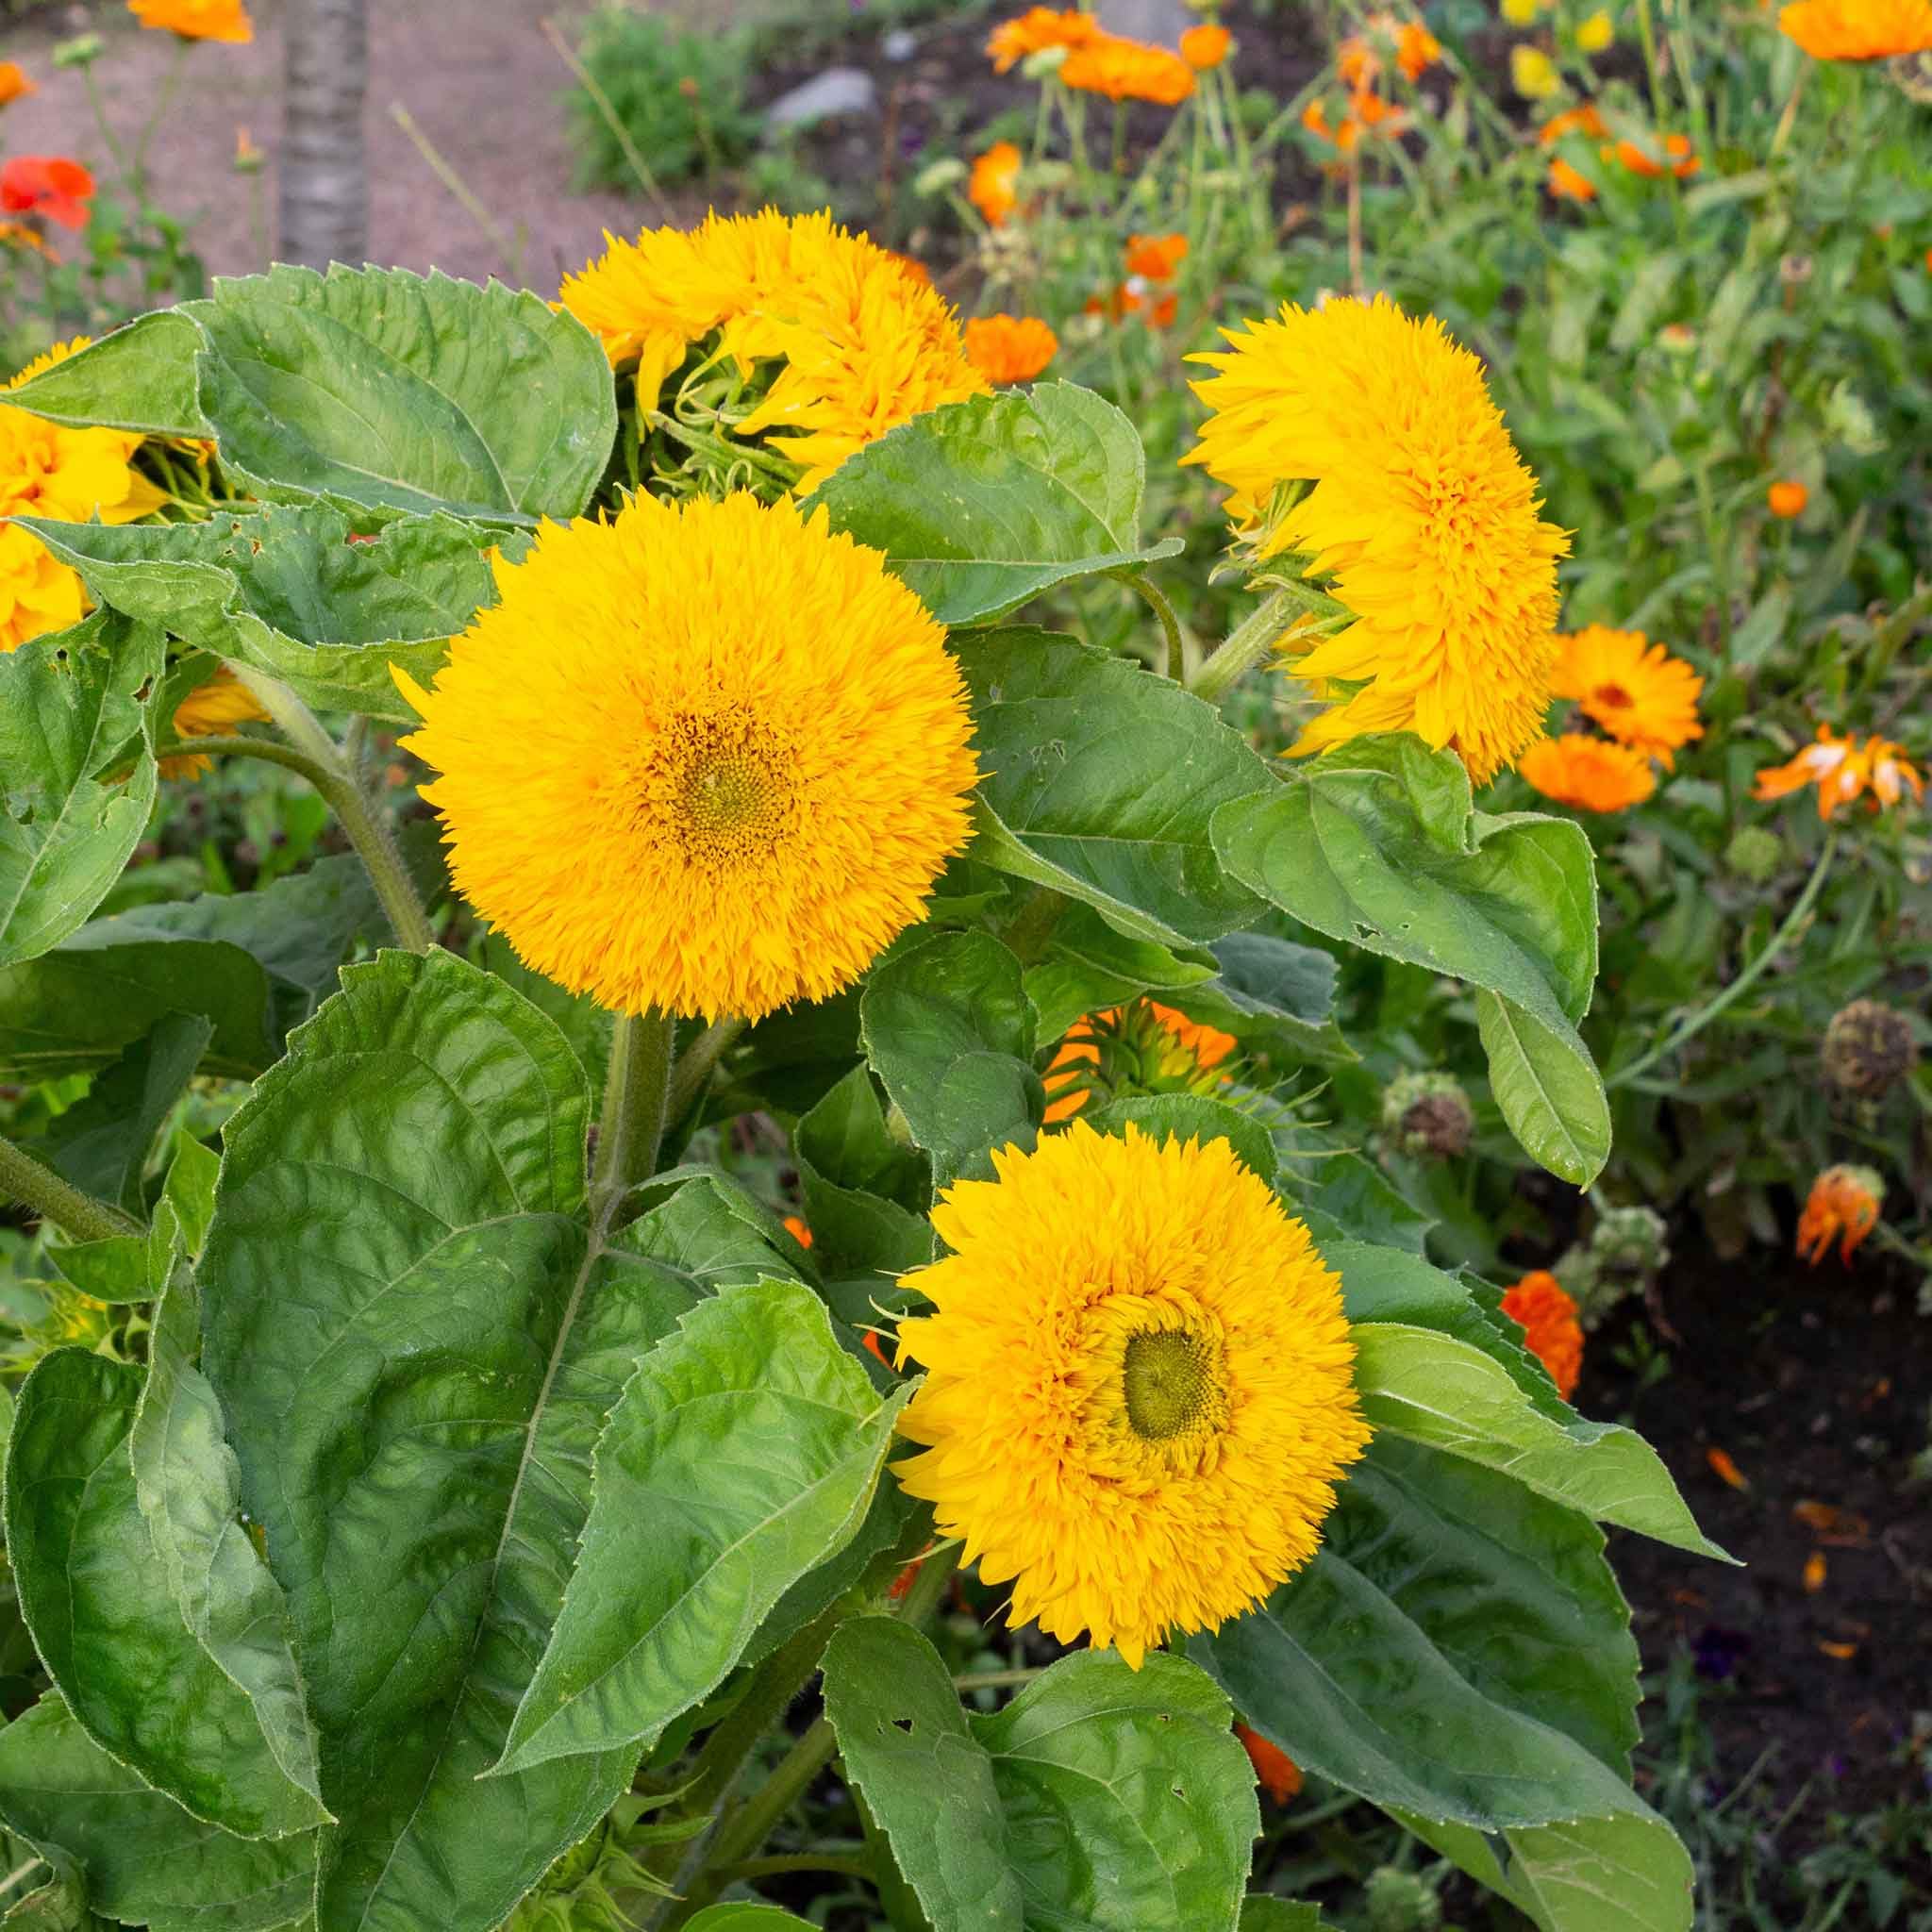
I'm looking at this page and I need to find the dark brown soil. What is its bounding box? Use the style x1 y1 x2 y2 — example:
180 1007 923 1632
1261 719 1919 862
1589 1241 1932 1823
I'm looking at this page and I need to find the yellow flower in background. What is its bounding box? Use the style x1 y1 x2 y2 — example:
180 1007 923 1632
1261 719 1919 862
2 340 165 652
127 0 254 42
159 665 273 779
1552 625 1704 766
1511 43 1560 96
891 1122 1369 1667
1185 295 1568 785
557 208 987 494
395 492 978 1022
1778 0 1932 57
1576 8 1616 50
1502 0 1544 23
1518 733 1657 812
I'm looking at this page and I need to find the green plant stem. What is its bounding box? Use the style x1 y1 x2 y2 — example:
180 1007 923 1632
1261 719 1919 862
390 103 523 283
539 12 674 219
1126 572 1187 682
1607 833 1838 1091
591 1008 675 1231
0 1133 142 1242
997 886 1065 966
130 42 190 191
1190 584 1314 705
718 1854 874 1883
224 671 437 954
665 1015 749 1124
953 1667 1044 1693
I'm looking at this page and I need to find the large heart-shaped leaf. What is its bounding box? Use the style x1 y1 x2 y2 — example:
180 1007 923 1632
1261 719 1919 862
491 1279 910 1776
804 383 1182 625
955 629 1272 948
4 1349 327 1840
1211 736 1607 1183
200 948 696 1932
25 506 511 722
0 612 161 969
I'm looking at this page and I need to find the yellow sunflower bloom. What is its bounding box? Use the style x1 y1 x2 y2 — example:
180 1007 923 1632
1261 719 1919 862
892 1121 1369 1667
2 341 165 652
159 665 273 779
395 491 978 1023
1185 295 1569 785
557 208 987 494
1551 625 1704 766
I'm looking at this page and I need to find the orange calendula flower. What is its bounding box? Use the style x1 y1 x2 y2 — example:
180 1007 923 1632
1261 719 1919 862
1552 625 1704 766
1538 102 1608 143
1060 35 1196 104
1124 231 1189 280
1754 724 1924 820
127 0 254 41
1518 734 1657 812
1778 0 1932 58
1616 132 1699 178
986 5 1105 70
1237 1724 1302 1804
159 665 273 778
964 314 1058 385
1498 1271 1583 1400
1767 478 1808 518
0 62 35 105
1797 1164 1884 1264
1042 1000 1238 1124
1337 33 1381 89
1397 19 1443 76
1181 23 1232 68
968 141 1022 226
0 156 94 231
1547 156 1598 200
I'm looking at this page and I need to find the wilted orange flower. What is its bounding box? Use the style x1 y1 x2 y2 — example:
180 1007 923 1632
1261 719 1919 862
158 666 274 779
1616 131 1699 177
1552 625 1704 765
0 157 94 231
127 0 254 41
986 5 1105 70
782 1214 813 1248
1767 478 1808 518
969 140 1022 225
1778 0 1932 58
0 220 53 259
1302 98 1333 138
1796 1164 1883 1264
889 252 932 288
1705 1447 1749 1491
1088 281 1178 326
964 313 1058 384
1397 19 1442 75
1043 1001 1237 1124
1124 231 1189 279
1519 734 1656 811
1754 724 1924 820
1803 1551 1826 1592
1498 1271 1583 1400
1547 156 1597 200
1538 102 1608 143
1060 34 1196 104
1181 22 1232 68
0 62 34 105
1338 33 1382 89
1237 1725 1302 1804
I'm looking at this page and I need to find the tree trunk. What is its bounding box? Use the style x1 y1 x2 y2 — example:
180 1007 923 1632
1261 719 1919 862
278 0 369 270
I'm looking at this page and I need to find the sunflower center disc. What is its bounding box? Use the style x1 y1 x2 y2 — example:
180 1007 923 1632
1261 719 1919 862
665 711 792 861
1122 1328 1220 1441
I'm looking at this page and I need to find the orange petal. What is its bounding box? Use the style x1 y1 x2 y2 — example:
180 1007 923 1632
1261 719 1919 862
1706 1447 1749 1490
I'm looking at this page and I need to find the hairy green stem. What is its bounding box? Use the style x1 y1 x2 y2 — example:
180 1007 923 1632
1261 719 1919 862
224 671 437 954
665 1016 749 1124
0 1134 142 1242
1126 573 1187 683
718 1853 874 1884
591 1009 675 1231
953 1666 1045 1693
1608 834 1838 1091
1190 585 1303 706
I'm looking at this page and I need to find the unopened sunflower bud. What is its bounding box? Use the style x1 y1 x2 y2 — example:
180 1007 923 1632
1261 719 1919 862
508 1817 669 1931
1821 999 1917 1100
1589 1203 1670 1279
52 32 103 67
1365 1865 1442 1932
913 157 967 196
1381 1071 1474 1159
1023 43 1071 78
1724 824 1783 882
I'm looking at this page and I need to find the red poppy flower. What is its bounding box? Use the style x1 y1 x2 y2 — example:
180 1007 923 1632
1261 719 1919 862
0 156 96 231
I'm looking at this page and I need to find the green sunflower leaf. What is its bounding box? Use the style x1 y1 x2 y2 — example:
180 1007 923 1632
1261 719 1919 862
491 1278 911 1776
803 381 1183 625
0 612 161 970
1210 734 1607 1184
0 310 210 438
0 1695 317 1932
954 629 1273 948
200 947 696 1932
4 1349 328 1840
21 505 514 722
794 1064 934 1284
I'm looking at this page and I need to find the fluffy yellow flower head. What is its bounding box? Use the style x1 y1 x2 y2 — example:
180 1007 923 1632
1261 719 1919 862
893 1122 1369 1667
159 664 273 779
2 340 164 651
396 491 978 1022
1185 295 1568 785
558 208 988 493
1552 624 1703 766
